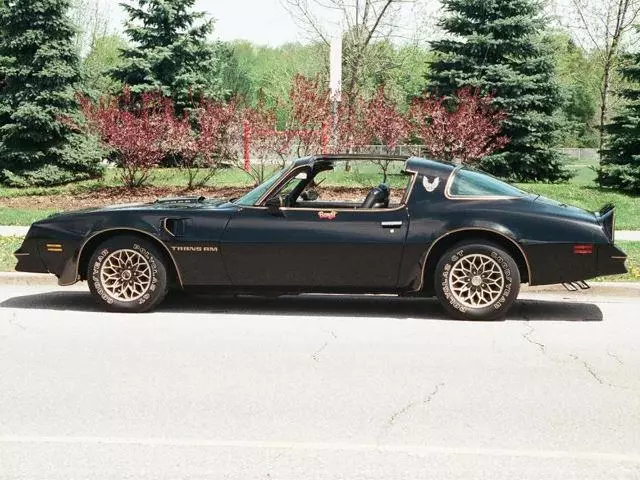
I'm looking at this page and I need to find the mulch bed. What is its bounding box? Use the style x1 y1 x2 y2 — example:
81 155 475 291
0 186 403 211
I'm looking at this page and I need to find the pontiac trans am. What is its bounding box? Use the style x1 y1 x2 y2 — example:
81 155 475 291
14 155 628 320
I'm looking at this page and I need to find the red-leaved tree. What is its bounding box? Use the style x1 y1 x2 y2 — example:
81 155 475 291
409 88 509 164
364 86 410 182
365 86 410 151
159 101 205 189
79 89 170 188
282 74 331 157
242 99 288 185
197 99 243 167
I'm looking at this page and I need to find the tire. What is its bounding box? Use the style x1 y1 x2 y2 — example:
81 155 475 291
434 242 520 321
87 235 169 313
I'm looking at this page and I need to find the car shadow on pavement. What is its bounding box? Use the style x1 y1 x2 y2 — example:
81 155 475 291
0 290 604 322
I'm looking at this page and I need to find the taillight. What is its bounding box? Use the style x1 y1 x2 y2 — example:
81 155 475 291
574 244 593 255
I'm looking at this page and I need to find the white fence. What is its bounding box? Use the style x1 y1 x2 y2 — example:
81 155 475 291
558 148 598 164
249 146 600 165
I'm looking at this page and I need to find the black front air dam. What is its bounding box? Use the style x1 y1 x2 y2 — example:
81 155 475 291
14 238 49 274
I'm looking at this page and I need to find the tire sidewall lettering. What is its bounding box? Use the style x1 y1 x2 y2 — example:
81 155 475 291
92 243 160 307
439 246 516 316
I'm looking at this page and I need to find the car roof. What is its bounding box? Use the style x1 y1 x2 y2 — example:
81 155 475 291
292 154 457 177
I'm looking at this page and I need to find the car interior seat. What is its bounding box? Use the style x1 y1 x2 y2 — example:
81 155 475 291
361 184 390 209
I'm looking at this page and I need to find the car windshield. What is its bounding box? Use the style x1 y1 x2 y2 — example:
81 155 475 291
232 167 290 206
449 167 528 198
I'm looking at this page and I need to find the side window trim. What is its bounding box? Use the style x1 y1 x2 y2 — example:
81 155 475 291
249 170 418 212
255 166 311 206
444 167 523 200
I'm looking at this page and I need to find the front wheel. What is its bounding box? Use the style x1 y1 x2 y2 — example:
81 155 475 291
434 242 520 321
87 235 169 313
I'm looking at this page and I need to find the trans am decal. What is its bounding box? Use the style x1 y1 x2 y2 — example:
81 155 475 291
171 245 219 253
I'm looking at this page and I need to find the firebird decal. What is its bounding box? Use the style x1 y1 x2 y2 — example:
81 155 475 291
318 211 338 220
423 176 440 192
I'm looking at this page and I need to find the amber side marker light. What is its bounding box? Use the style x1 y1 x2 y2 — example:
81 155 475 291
573 244 593 255
46 243 63 253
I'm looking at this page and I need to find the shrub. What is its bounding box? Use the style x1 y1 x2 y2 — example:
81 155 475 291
79 89 169 188
408 88 509 164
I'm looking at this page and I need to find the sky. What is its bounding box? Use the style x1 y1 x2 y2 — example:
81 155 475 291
101 1 585 48
102 0 437 46
106 0 317 46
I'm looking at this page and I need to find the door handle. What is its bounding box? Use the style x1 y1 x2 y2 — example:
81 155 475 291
381 221 403 228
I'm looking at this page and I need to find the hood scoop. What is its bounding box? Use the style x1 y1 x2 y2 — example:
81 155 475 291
154 196 206 205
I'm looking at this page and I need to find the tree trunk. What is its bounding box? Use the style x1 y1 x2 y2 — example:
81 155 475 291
599 61 611 153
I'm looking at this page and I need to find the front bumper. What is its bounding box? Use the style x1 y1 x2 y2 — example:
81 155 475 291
14 230 79 283
14 238 49 274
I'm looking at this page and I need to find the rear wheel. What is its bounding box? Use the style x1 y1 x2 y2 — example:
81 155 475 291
87 235 169 313
434 242 520 321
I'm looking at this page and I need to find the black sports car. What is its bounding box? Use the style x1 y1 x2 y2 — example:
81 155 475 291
15 155 627 320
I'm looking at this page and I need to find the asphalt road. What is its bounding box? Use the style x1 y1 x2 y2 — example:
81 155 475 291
1 285 639 479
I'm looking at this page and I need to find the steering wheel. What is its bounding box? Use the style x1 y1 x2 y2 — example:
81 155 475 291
280 194 293 208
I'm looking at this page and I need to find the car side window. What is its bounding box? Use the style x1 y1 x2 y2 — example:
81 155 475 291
301 160 411 207
264 169 311 203
449 168 526 198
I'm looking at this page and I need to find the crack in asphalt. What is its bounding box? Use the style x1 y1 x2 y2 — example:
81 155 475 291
569 354 622 388
310 331 339 362
8 312 26 332
607 351 624 365
311 341 329 362
522 321 546 353
377 383 444 446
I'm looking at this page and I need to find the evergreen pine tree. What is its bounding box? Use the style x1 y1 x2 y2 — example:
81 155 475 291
428 0 569 182
113 0 225 111
0 0 104 187
598 53 640 193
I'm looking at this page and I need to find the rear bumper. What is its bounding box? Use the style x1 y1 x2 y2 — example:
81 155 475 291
524 242 627 286
596 243 628 277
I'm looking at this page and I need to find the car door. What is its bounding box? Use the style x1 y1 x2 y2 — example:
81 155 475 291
220 206 409 289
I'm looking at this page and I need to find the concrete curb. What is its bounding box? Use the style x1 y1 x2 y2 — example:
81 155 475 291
0 272 60 286
0 272 638 296
0 227 28 237
617 231 640 241
522 283 640 297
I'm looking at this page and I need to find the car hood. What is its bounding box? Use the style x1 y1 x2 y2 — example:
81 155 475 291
44 197 234 219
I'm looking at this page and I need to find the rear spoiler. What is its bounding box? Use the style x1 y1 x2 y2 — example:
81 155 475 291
597 203 616 243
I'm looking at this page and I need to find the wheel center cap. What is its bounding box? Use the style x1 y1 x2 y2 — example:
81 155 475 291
471 275 483 287
121 270 132 281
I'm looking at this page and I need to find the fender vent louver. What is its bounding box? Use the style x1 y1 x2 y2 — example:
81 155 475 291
163 218 187 237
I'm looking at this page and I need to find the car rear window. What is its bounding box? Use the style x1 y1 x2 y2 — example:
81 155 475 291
448 168 527 198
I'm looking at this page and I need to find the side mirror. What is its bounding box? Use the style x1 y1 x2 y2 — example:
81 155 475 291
265 196 283 216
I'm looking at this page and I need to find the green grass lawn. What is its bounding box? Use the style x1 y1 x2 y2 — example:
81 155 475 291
0 163 407 199
612 241 640 281
0 167 259 199
1 164 639 229
515 183 640 230
0 208 59 226
0 237 22 272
